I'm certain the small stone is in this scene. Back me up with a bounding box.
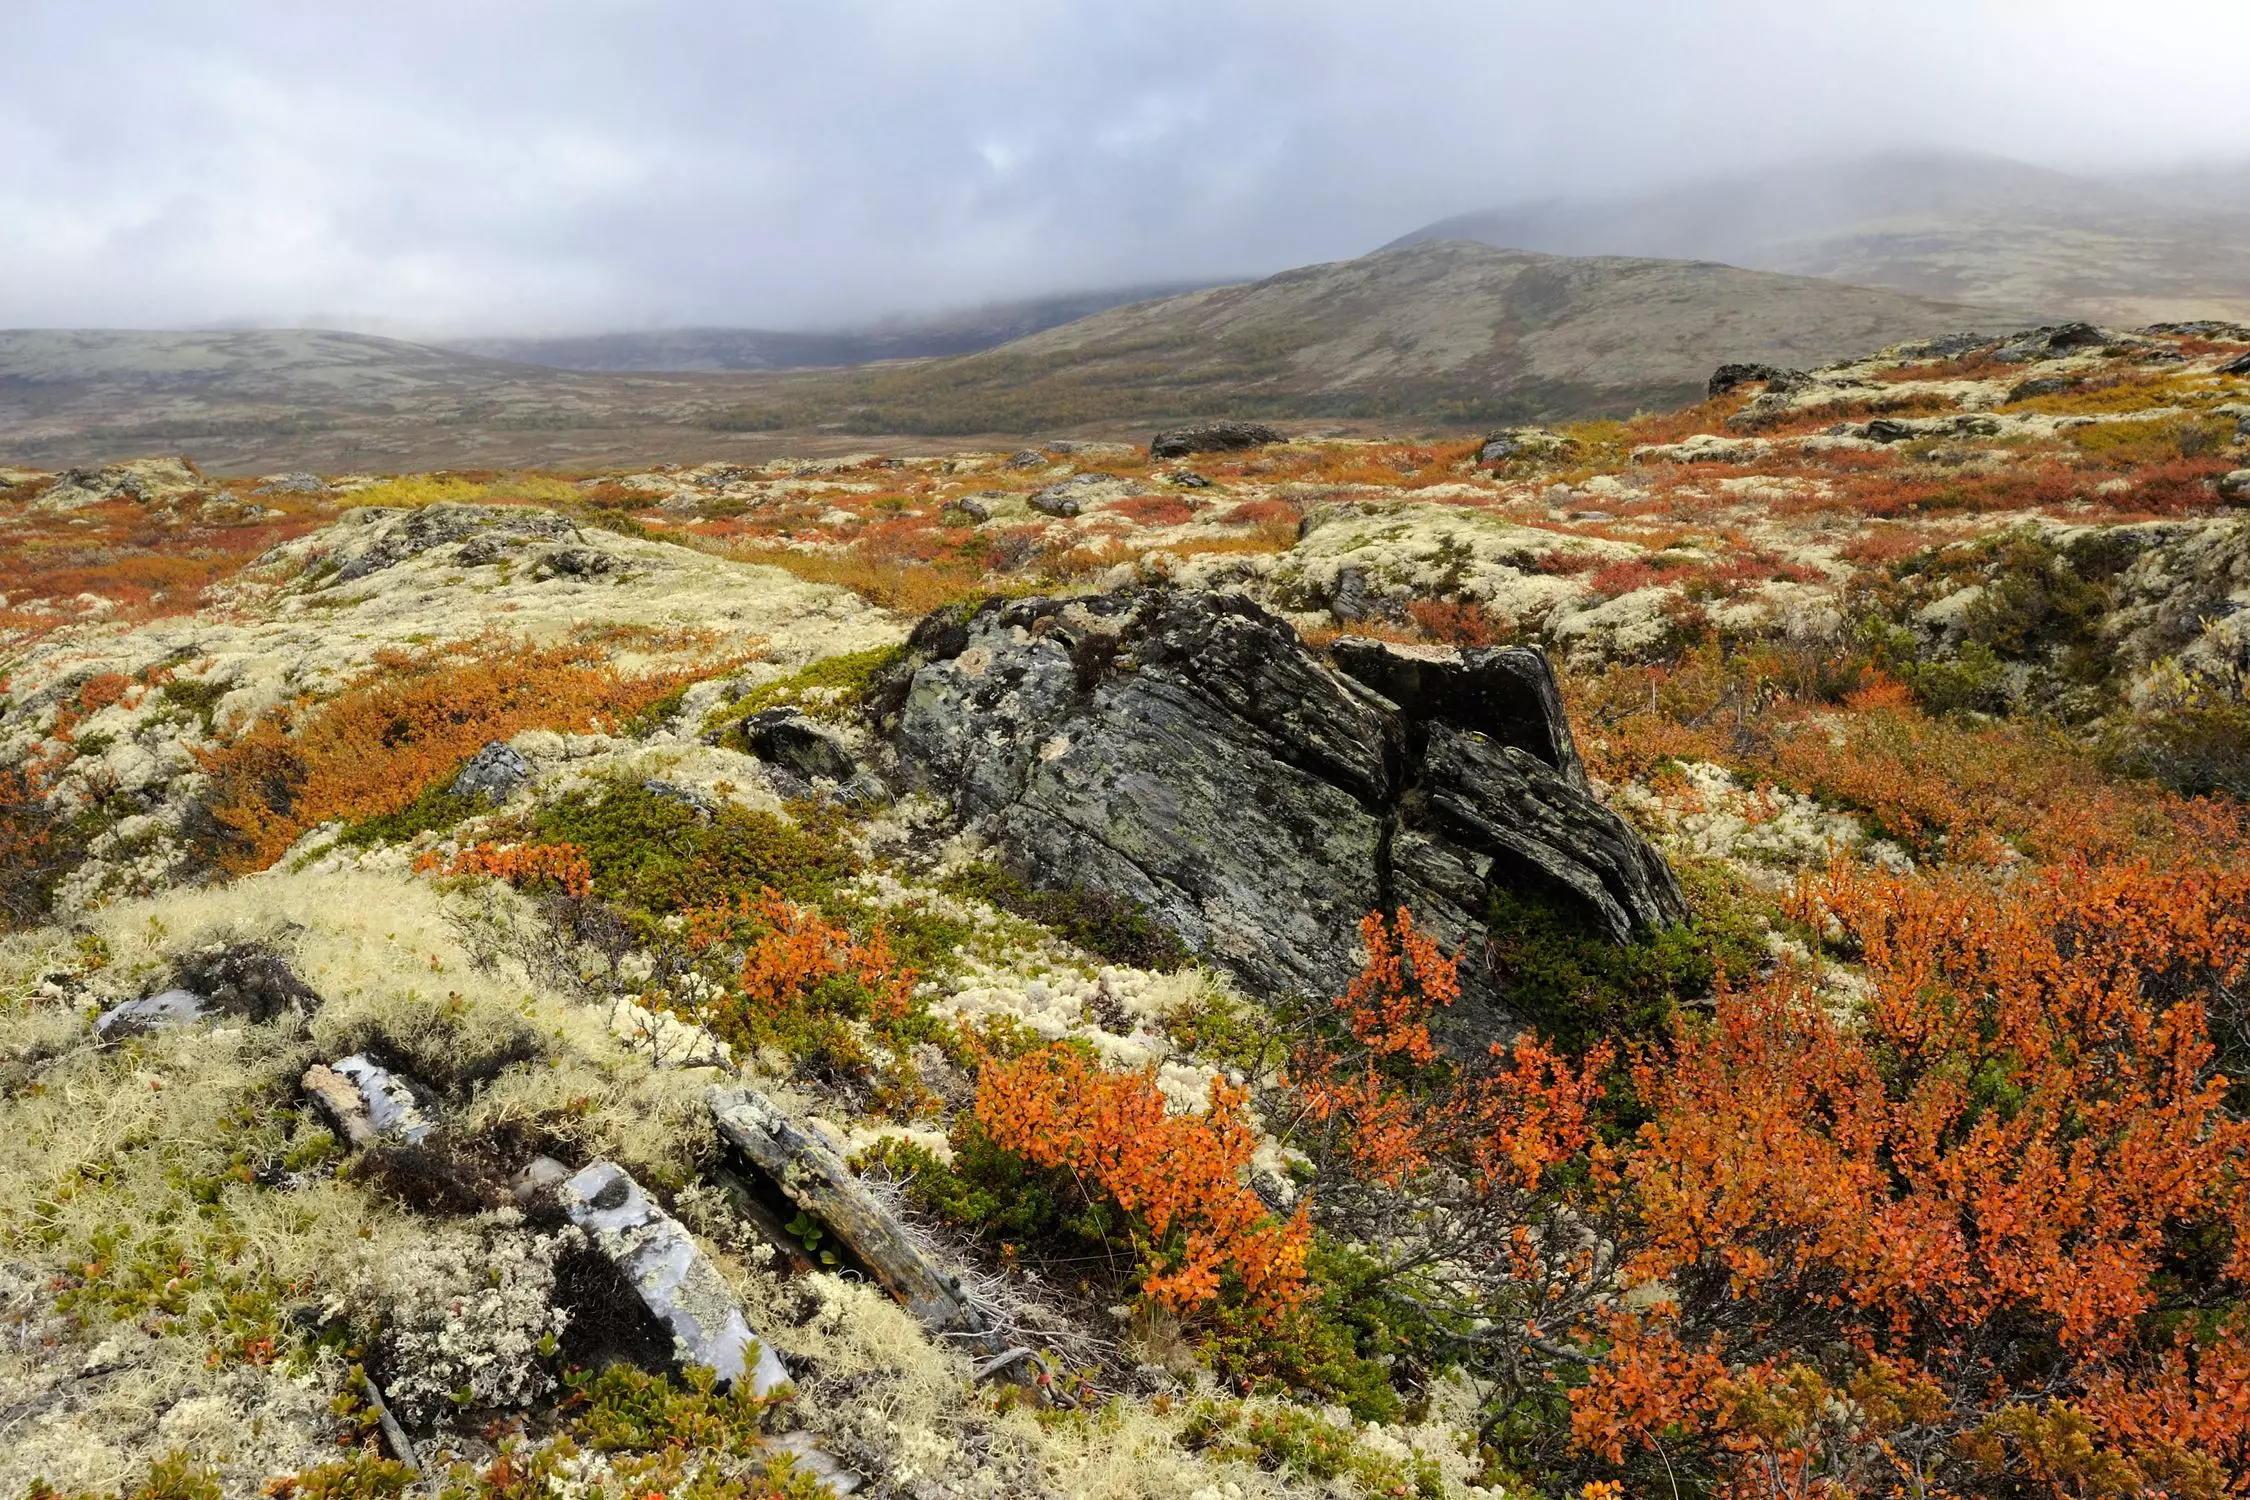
[2218,470,2250,501]
[1005,449,1049,469]
[1029,486,1080,518]
[1165,471,1212,488]
[2007,377,2075,402]
[643,778,716,817]
[745,709,857,782]
[451,741,532,805]
[951,493,996,523]
[95,988,209,1039]
[329,1054,436,1144]
[513,1155,573,1206]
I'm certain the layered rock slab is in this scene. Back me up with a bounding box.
[876,589,1687,1038]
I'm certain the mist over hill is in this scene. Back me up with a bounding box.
[439,283,1218,373]
[1390,151,2250,324]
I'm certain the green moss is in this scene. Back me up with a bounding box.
[530,781,858,917]
[1485,860,1768,1056]
[28,1452,225,1500]
[568,1364,784,1454]
[338,767,479,848]
[158,677,232,736]
[938,863,1190,972]
[852,1129,1088,1245]
[620,682,692,738]
[276,1455,418,1500]
[701,644,907,738]
[1198,1237,1444,1424]
[1860,528,2130,723]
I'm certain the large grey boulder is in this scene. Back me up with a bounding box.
[874,590,1687,1040]
[1148,422,1282,460]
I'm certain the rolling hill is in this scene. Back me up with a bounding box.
[700,239,2032,434]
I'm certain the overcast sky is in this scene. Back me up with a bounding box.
[5,2,2247,335]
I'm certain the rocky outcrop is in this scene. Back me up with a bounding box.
[1476,428,1576,466]
[1148,422,1283,460]
[33,457,206,512]
[315,504,584,583]
[873,590,1687,1041]
[1707,363,1809,399]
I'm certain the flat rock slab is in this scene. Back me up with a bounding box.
[558,1159,790,1395]
[95,987,210,1038]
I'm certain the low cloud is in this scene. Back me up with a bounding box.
[4,0,2245,334]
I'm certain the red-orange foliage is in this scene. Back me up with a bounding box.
[676,889,924,1099]
[1408,598,1507,647]
[975,1045,1311,1315]
[1573,855,2250,1494]
[705,887,915,1030]
[418,840,593,898]
[201,636,711,869]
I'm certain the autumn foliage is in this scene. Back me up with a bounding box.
[201,636,706,869]
[419,840,593,898]
[974,1044,1311,1316]
[1557,851,2250,1494]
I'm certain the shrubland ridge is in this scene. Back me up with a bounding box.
[0,320,2245,1498]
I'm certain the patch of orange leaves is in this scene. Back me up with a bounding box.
[200,635,713,870]
[1573,852,2250,1491]
[974,1044,1311,1316]
[418,840,592,898]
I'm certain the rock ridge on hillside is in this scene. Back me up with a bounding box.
[872,588,1686,1041]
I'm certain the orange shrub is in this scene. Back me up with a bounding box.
[418,840,593,898]
[1407,598,1506,646]
[201,636,708,870]
[975,1044,1310,1315]
[1574,854,2250,1494]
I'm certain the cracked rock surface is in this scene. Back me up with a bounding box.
[876,588,1687,1041]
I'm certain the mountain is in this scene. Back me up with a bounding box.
[440,283,1217,372]
[702,239,2030,434]
[1388,151,2250,323]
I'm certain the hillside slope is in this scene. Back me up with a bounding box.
[707,240,2027,433]
[1392,150,2250,324]
[441,283,1217,372]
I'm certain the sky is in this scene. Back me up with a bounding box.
[5,1,2249,336]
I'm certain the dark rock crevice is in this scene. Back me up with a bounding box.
[874,589,1688,1042]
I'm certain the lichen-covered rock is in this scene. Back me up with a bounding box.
[876,590,1687,1040]
[1476,427,1575,466]
[33,457,205,512]
[322,503,582,583]
[557,1160,791,1395]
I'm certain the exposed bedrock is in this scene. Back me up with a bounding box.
[873,589,1687,1041]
